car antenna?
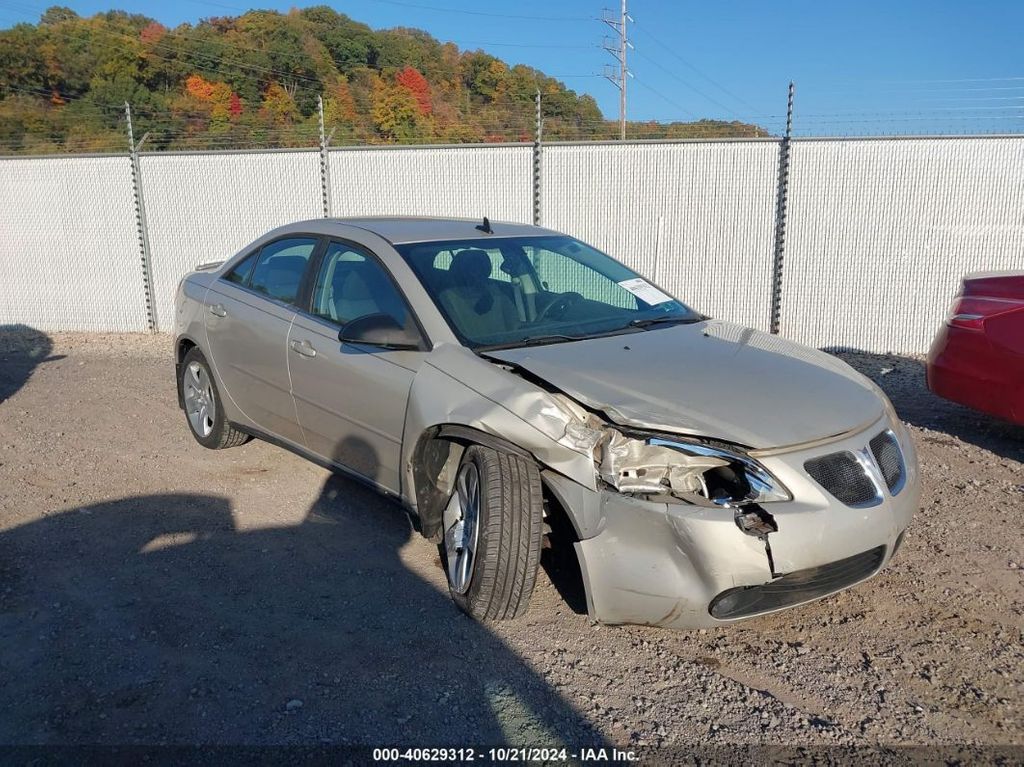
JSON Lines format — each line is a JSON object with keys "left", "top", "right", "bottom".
{"left": 475, "top": 216, "right": 493, "bottom": 234}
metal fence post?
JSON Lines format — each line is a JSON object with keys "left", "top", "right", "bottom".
{"left": 125, "top": 102, "right": 157, "bottom": 333}
{"left": 533, "top": 89, "right": 543, "bottom": 226}
{"left": 317, "top": 95, "right": 333, "bottom": 218}
{"left": 769, "top": 82, "right": 795, "bottom": 335}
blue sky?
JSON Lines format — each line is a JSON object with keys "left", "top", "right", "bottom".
{"left": 2, "top": 0, "right": 1022, "bottom": 135}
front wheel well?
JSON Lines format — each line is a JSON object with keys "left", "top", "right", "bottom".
{"left": 410, "top": 425, "right": 536, "bottom": 541}
{"left": 538, "top": 478, "right": 588, "bottom": 616}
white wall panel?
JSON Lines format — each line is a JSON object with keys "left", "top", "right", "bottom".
{"left": 540, "top": 142, "right": 781, "bottom": 331}
{"left": 783, "top": 138, "right": 1024, "bottom": 352}
{"left": 0, "top": 155, "right": 146, "bottom": 332}
{"left": 3, "top": 139, "right": 1022, "bottom": 348}
{"left": 140, "top": 150, "right": 322, "bottom": 331}
{"left": 328, "top": 145, "right": 531, "bottom": 223}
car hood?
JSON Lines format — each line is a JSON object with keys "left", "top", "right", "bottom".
{"left": 483, "top": 320, "right": 885, "bottom": 449}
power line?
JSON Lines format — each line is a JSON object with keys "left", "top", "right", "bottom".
{"left": 451, "top": 40, "right": 593, "bottom": 49}
{"left": 915, "top": 95, "right": 1024, "bottom": 103}
{"left": 884, "top": 76, "right": 1024, "bottom": 84}
{"left": 360, "top": 0, "right": 592, "bottom": 22}
{"left": 631, "top": 49, "right": 748, "bottom": 122}
{"left": 0, "top": 2, "right": 591, "bottom": 72}
{"left": 631, "top": 78, "right": 696, "bottom": 121}
{"left": 0, "top": 3, "right": 598, "bottom": 101}
{"left": 0, "top": 0, "right": 591, "bottom": 22}
{"left": 630, "top": 21, "right": 764, "bottom": 118}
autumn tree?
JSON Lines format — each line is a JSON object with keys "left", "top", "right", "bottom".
{"left": 395, "top": 66, "right": 431, "bottom": 116}
{"left": 371, "top": 78, "right": 420, "bottom": 141}
{"left": 260, "top": 81, "right": 298, "bottom": 124}
{"left": 0, "top": 4, "right": 762, "bottom": 152}
{"left": 183, "top": 74, "right": 241, "bottom": 129}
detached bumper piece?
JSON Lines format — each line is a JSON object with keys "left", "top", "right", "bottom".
{"left": 709, "top": 545, "right": 886, "bottom": 620}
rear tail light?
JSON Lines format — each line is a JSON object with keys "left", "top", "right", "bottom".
{"left": 948, "top": 310, "right": 985, "bottom": 330}
{"left": 946, "top": 294, "right": 1016, "bottom": 330}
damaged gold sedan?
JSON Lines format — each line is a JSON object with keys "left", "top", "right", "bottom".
{"left": 174, "top": 217, "right": 919, "bottom": 628}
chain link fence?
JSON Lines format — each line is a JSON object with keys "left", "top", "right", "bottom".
{"left": 1, "top": 135, "right": 1022, "bottom": 351}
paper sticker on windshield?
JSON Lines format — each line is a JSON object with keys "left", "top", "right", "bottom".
{"left": 618, "top": 278, "right": 673, "bottom": 305}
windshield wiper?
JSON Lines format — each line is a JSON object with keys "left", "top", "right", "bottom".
{"left": 477, "top": 333, "right": 584, "bottom": 351}
{"left": 628, "top": 315, "right": 703, "bottom": 329}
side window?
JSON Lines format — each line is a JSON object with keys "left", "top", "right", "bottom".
{"left": 223, "top": 251, "right": 258, "bottom": 286}
{"left": 248, "top": 237, "right": 318, "bottom": 305}
{"left": 311, "top": 241, "right": 409, "bottom": 327}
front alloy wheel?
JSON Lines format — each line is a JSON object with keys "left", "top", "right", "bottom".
{"left": 443, "top": 461, "right": 481, "bottom": 594}
{"left": 441, "top": 444, "right": 544, "bottom": 621}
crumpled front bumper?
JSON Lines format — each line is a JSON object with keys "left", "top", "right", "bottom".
{"left": 551, "top": 415, "right": 919, "bottom": 629}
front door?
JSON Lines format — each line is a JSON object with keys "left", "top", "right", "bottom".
{"left": 288, "top": 240, "right": 424, "bottom": 493}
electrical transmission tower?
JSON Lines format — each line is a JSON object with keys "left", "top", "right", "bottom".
{"left": 601, "top": 0, "right": 632, "bottom": 140}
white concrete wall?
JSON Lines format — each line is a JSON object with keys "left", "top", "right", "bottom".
{"left": 1, "top": 138, "right": 1022, "bottom": 352}
{"left": 327, "top": 144, "right": 532, "bottom": 223}
{"left": 782, "top": 137, "right": 1024, "bottom": 352}
{"left": 0, "top": 155, "right": 147, "bottom": 332}
{"left": 139, "top": 150, "right": 322, "bottom": 331}
{"left": 541, "top": 141, "right": 780, "bottom": 332}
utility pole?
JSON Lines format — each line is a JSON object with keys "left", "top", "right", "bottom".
{"left": 601, "top": 0, "right": 631, "bottom": 140}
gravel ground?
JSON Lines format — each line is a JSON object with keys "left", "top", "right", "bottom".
{"left": 0, "top": 328, "right": 1021, "bottom": 752}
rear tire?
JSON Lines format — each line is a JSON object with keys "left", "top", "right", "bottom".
{"left": 441, "top": 444, "right": 543, "bottom": 621}
{"left": 180, "top": 347, "right": 249, "bottom": 450}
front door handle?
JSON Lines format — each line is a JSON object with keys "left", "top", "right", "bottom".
{"left": 289, "top": 339, "right": 317, "bottom": 358}
{"left": 208, "top": 304, "right": 227, "bottom": 318}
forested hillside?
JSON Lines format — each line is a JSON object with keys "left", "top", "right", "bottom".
{"left": 0, "top": 5, "right": 765, "bottom": 153}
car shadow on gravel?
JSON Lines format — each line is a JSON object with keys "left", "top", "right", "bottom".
{"left": 0, "top": 475, "right": 606, "bottom": 747}
{"left": 0, "top": 324, "right": 63, "bottom": 404}
{"left": 831, "top": 349, "right": 1022, "bottom": 463}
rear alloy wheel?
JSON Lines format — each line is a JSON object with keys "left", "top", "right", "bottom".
{"left": 180, "top": 347, "right": 249, "bottom": 450}
{"left": 441, "top": 445, "right": 543, "bottom": 621}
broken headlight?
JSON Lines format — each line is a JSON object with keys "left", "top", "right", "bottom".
{"left": 598, "top": 431, "right": 791, "bottom": 508}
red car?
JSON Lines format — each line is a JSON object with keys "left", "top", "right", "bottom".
{"left": 927, "top": 270, "right": 1024, "bottom": 425}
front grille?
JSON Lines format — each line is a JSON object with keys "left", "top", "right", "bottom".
{"left": 709, "top": 545, "right": 886, "bottom": 620}
{"left": 869, "top": 430, "right": 906, "bottom": 494}
{"left": 804, "top": 451, "right": 880, "bottom": 507}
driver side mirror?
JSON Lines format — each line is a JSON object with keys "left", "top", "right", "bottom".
{"left": 338, "top": 313, "right": 423, "bottom": 351}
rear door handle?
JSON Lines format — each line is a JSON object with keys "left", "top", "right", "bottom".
{"left": 208, "top": 304, "right": 227, "bottom": 317}
{"left": 289, "top": 339, "right": 317, "bottom": 358}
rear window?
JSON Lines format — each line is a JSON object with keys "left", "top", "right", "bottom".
{"left": 248, "top": 238, "right": 318, "bottom": 305}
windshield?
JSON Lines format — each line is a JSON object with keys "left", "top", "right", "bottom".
{"left": 395, "top": 235, "right": 702, "bottom": 350}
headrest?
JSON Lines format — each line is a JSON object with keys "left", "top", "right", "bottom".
{"left": 449, "top": 249, "right": 491, "bottom": 285}
{"left": 499, "top": 246, "right": 531, "bottom": 278}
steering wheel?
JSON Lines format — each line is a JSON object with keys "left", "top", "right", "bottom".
{"left": 537, "top": 291, "right": 584, "bottom": 321}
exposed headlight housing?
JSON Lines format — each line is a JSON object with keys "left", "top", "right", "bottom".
{"left": 598, "top": 431, "right": 791, "bottom": 508}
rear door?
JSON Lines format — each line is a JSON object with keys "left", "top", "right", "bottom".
{"left": 205, "top": 236, "right": 320, "bottom": 444}
{"left": 288, "top": 239, "right": 427, "bottom": 493}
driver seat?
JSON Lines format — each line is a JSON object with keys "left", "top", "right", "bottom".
{"left": 437, "top": 250, "right": 519, "bottom": 338}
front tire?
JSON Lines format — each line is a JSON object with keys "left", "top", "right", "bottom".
{"left": 442, "top": 445, "right": 543, "bottom": 621}
{"left": 180, "top": 347, "right": 249, "bottom": 450}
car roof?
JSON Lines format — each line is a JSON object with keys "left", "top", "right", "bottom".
{"left": 279, "top": 216, "right": 563, "bottom": 245}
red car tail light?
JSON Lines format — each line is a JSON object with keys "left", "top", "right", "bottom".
{"left": 946, "top": 296, "right": 1017, "bottom": 330}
